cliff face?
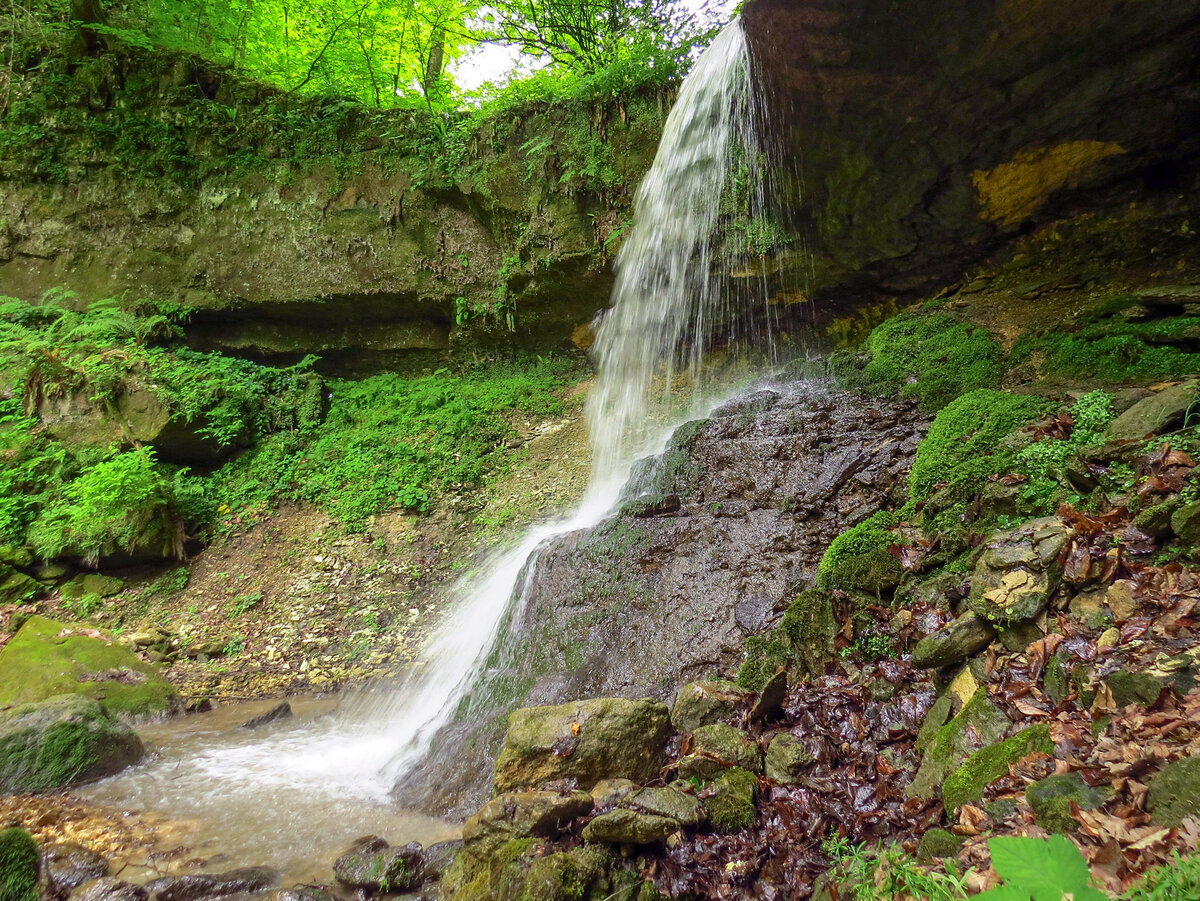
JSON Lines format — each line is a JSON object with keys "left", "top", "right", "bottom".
{"left": 744, "top": 0, "right": 1200, "bottom": 310}
{"left": 0, "top": 43, "right": 665, "bottom": 370}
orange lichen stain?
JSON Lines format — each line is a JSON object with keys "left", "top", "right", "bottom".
{"left": 972, "top": 141, "right": 1126, "bottom": 228}
{"left": 571, "top": 321, "right": 596, "bottom": 351}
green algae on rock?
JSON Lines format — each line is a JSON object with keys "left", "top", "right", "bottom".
{"left": 941, "top": 724, "right": 1054, "bottom": 812}
{"left": 1027, "top": 772, "right": 1114, "bottom": 833}
{"left": 676, "top": 724, "right": 763, "bottom": 783}
{"left": 908, "top": 687, "right": 1010, "bottom": 800}
{"left": 0, "top": 616, "right": 180, "bottom": 719}
{"left": 704, "top": 767, "right": 759, "bottom": 833}
{"left": 1147, "top": 756, "right": 1200, "bottom": 827}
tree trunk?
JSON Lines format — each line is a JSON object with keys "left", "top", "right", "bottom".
{"left": 69, "top": 0, "right": 107, "bottom": 57}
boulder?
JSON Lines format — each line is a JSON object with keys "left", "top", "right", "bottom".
{"left": 916, "top": 828, "right": 963, "bottom": 862}
{"left": 1027, "top": 772, "right": 1113, "bottom": 833}
{"left": 332, "top": 836, "right": 422, "bottom": 892}
{"left": 143, "top": 868, "right": 279, "bottom": 901}
{"left": 590, "top": 778, "right": 638, "bottom": 810}
{"left": 0, "top": 695, "right": 143, "bottom": 793}
{"left": 623, "top": 786, "right": 705, "bottom": 827}
{"left": 1105, "top": 381, "right": 1199, "bottom": 442}
{"left": 418, "top": 840, "right": 462, "bottom": 885}
{"left": 492, "top": 698, "right": 670, "bottom": 794}
{"left": 704, "top": 767, "right": 759, "bottom": 833}
{"left": 1147, "top": 756, "right": 1200, "bottom": 826}
{"left": 1104, "top": 669, "right": 1167, "bottom": 708}
{"left": 42, "top": 843, "right": 109, "bottom": 898}
{"left": 968, "top": 518, "right": 1070, "bottom": 625}
{"left": 581, "top": 809, "right": 679, "bottom": 845}
{"left": 676, "top": 723, "right": 763, "bottom": 783}
{"left": 764, "top": 733, "right": 815, "bottom": 784}
{"left": 0, "top": 828, "right": 39, "bottom": 901}
{"left": 521, "top": 848, "right": 609, "bottom": 899}
{"left": 1172, "top": 501, "right": 1200, "bottom": 547}
{"left": 941, "top": 725, "right": 1054, "bottom": 812}
{"left": 71, "top": 878, "right": 148, "bottom": 901}
{"left": 0, "top": 567, "right": 41, "bottom": 606}
{"left": 0, "top": 616, "right": 180, "bottom": 719}
{"left": 264, "top": 889, "right": 336, "bottom": 901}
{"left": 462, "top": 790, "right": 593, "bottom": 859}
{"left": 911, "top": 613, "right": 995, "bottom": 669}
{"left": 670, "top": 681, "right": 754, "bottom": 733}
{"left": 240, "top": 702, "right": 293, "bottom": 730}
{"left": 907, "top": 688, "right": 1010, "bottom": 800}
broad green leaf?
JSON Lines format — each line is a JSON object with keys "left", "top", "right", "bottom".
{"left": 989, "top": 836, "right": 1095, "bottom": 901}
{"left": 975, "top": 887, "right": 1031, "bottom": 901}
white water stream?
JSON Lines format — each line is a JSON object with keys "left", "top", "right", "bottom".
{"left": 84, "top": 17, "right": 769, "bottom": 877}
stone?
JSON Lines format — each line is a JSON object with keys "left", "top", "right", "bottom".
{"left": 34, "top": 562, "right": 70, "bottom": 583}
{"left": 946, "top": 666, "right": 980, "bottom": 709}
{"left": 670, "top": 681, "right": 753, "bottom": 734}
{"left": 624, "top": 786, "right": 704, "bottom": 827}
{"left": 0, "top": 546, "right": 33, "bottom": 568}
{"left": 1105, "top": 669, "right": 1167, "bottom": 708}
{"left": 0, "top": 568, "right": 41, "bottom": 606}
{"left": 581, "top": 809, "right": 678, "bottom": 845}
{"left": 1097, "top": 628, "right": 1120, "bottom": 649}
{"left": 1147, "top": 756, "right": 1200, "bottom": 827}
{"left": 1027, "top": 772, "right": 1113, "bottom": 833}
{"left": 0, "top": 695, "right": 143, "bottom": 793}
{"left": 997, "top": 621, "right": 1044, "bottom": 654}
{"left": 749, "top": 669, "right": 788, "bottom": 724}
{"left": 913, "top": 695, "right": 954, "bottom": 757}
{"left": 1172, "top": 501, "right": 1200, "bottom": 546}
{"left": 907, "top": 688, "right": 1010, "bottom": 800}
{"left": 1044, "top": 655, "right": 1071, "bottom": 706}
{"left": 418, "top": 840, "right": 462, "bottom": 884}
{"left": 1134, "top": 500, "right": 1181, "bottom": 539}
{"left": 915, "top": 828, "right": 964, "bottom": 862}
{"left": 590, "top": 778, "right": 638, "bottom": 810}
{"left": 240, "top": 702, "right": 293, "bottom": 729}
{"left": 521, "top": 848, "right": 609, "bottom": 900}
{"left": 265, "top": 889, "right": 337, "bottom": 901}
{"left": 968, "top": 518, "right": 1070, "bottom": 625}
{"left": 332, "top": 836, "right": 423, "bottom": 892}
{"left": 42, "top": 843, "right": 109, "bottom": 898}
{"left": 144, "top": 868, "right": 279, "bottom": 901}
{"left": 676, "top": 724, "right": 762, "bottom": 783}
{"left": 71, "top": 878, "right": 148, "bottom": 901}
{"left": 80, "top": 575, "right": 124, "bottom": 598}
{"left": 462, "top": 790, "right": 593, "bottom": 858}
{"left": 0, "top": 828, "right": 39, "bottom": 901}
{"left": 493, "top": 698, "right": 671, "bottom": 794}
{"left": 911, "top": 613, "right": 995, "bottom": 669}
{"left": 704, "top": 767, "right": 759, "bottom": 833}
{"left": 941, "top": 725, "right": 1055, "bottom": 811}
{"left": 1106, "top": 381, "right": 1199, "bottom": 442}
{"left": 1104, "top": 580, "right": 1139, "bottom": 622}
{"left": 764, "top": 733, "right": 814, "bottom": 784}
{"left": 0, "top": 616, "right": 180, "bottom": 719}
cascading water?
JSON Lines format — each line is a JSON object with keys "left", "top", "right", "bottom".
{"left": 83, "top": 16, "right": 771, "bottom": 875}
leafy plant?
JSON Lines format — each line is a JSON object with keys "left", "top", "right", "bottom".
{"left": 977, "top": 835, "right": 1107, "bottom": 901}
{"left": 1124, "top": 850, "right": 1200, "bottom": 901}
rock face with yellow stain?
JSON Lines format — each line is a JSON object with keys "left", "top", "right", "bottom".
{"left": 967, "top": 517, "right": 1073, "bottom": 624}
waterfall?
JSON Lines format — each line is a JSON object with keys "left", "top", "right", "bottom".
{"left": 83, "top": 16, "right": 770, "bottom": 868}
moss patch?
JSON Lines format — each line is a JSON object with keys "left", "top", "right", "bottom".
{"left": 705, "top": 767, "right": 759, "bottom": 833}
{"left": 942, "top": 724, "right": 1054, "bottom": 811}
{"left": 816, "top": 512, "right": 901, "bottom": 593}
{"left": 0, "top": 828, "right": 38, "bottom": 901}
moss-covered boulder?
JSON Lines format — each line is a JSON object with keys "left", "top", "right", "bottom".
{"left": 462, "top": 790, "right": 593, "bottom": 859}
{"left": 581, "top": 809, "right": 679, "bottom": 845}
{"left": 332, "top": 836, "right": 422, "bottom": 892}
{"left": 916, "top": 828, "right": 963, "bottom": 862}
{"left": 941, "top": 724, "right": 1055, "bottom": 812}
{"left": 623, "top": 786, "right": 705, "bottom": 827}
{"left": 0, "top": 567, "right": 41, "bottom": 606}
{"left": 676, "top": 724, "right": 762, "bottom": 783}
{"left": 911, "top": 613, "right": 996, "bottom": 670}
{"left": 1105, "top": 380, "right": 1199, "bottom": 442}
{"left": 704, "top": 767, "right": 759, "bottom": 833}
{"left": 764, "top": 733, "right": 814, "bottom": 784}
{"left": 0, "top": 828, "right": 39, "bottom": 901}
{"left": 670, "top": 681, "right": 754, "bottom": 734}
{"left": 914, "top": 695, "right": 954, "bottom": 756}
{"left": 1147, "top": 756, "right": 1200, "bottom": 826}
{"left": 143, "top": 867, "right": 279, "bottom": 901}
{"left": 907, "top": 687, "right": 1010, "bottom": 800}
{"left": 1027, "top": 772, "right": 1113, "bottom": 833}
{"left": 816, "top": 513, "right": 903, "bottom": 594}
{"left": 0, "top": 694, "right": 143, "bottom": 793}
{"left": 778, "top": 589, "right": 839, "bottom": 676}
{"left": 968, "top": 518, "right": 1071, "bottom": 624}
{"left": 1172, "top": 501, "right": 1200, "bottom": 547}
{"left": 522, "top": 847, "right": 609, "bottom": 900}
{"left": 493, "top": 699, "right": 670, "bottom": 794}
{"left": 0, "top": 616, "right": 180, "bottom": 719}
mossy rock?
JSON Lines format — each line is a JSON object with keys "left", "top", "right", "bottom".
{"left": 0, "top": 694, "right": 144, "bottom": 793}
{"left": 735, "top": 634, "right": 790, "bottom": 692}
{"left": 1172, "top": 501, "right": 1200, "bottom": 547}
{"left": 1105, "top": 380, "right": 1199, "bottom": 442}
{"left": 914, "top": 694, "right": 954, "bottom": 757}
{"left": 916, "top": 828, "right": 963, "bottom": 862}
{"left": 522, "top": 847, "right": 607, "bottom": 900}
{"left": 908, "top": 688, "right": 1010, "bottom": 800}
{"left": 623, "top": 786, "right": 704, "bottom": 827}
{"left": 0, "top": 616, "right": 180, "bottom": 719}
{"left": 670, "top": 681, "right": 753, "bottom": 734}
{"left": 1027, "top": 772, "right": 1113, "bottom": 833}
{"left": 0, "top": 828, "right": 38, "bottom": 901}
{"left": 462, "top": 790, "right": 593, "bottom": 860}
{"left": 704, "top": 767, "right": 758, "bottom": 833}
{"left": 332, "top": 836, "right": 422, "bottom": 892}
{"left": 778, "top": 589, "right": 838, "bottom": 676}
{"left": 1104, "top": 669, "right": 1168, "bottom": 708}
{"left": 941, "top": 724, "right": 1054, "bottom": 811}
{"left": 816, "top": 512, "right": 902, "bottom": 593}
{"left": 1147, "top": 756, "right": 1200, "bottom": 827}
{"left": 0, "top": 567, "right": 42, "bottom": 606}
{"left": 676, "top": 724, "right": 762, "bottom": 783}
{"left": 581, "top": 809, "right": 678, "bottom": 845}
{"left": 967, "top": 518, "right": 1070, "bottom": 625}
{"left": 911, "top": 613, "right": 996, "bottom": 670}
{"left": 764, "top": 733, "right": 814, "bottom": 784}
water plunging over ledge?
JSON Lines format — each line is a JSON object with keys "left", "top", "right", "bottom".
{"left": 83, "top": 16, "right": 772, "bottom": 875}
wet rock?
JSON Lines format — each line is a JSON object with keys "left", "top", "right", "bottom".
{"left": 240, "top": 702, "right": 293, "bottom": 729}
{"left": 462, "top": 790, "right": 593, "bottom": 858}
{"left": 749, "top": 669, "right": 788, "bottom": 724}
{"left": 0, "top": 616, "right": 180, "bottom": 718}
{"left": 417, "top": 840, "right": 462, "bottom": 884}
{"left": 907, "top": 688, "right": 1009, "bottom": 800}
{"left": 1044, "top": 655, "right": 1071, "bottom": 706}
{"left": 0, "top": 567, "right": 41, "bottom": 606}
{"left": 968, "top": 518, "right": 1070, "bottom": 625}
{"left": 589, "top": 778, "right": 638, "bottom": 810}
{"left": 492, "top": 698, "right": 670, "bottom": 794}
{"left": 704, "top": 767, "right": 759, "bottom": 833}
{"left": 0, "top": 828, "right": 39, "bottom": 901}
{"left": 916, "top": 828, "right": 964, "bottom": 862}
{"left": 1104, "top": 669, "right": 1167, "bottom": 708}
{"left": 1134, "top": 500, "right": 1181, "bottom": 538}
{"left": 71, "top": 878, "right": 148, "bottom": 901}
{"left": 913, "top": 695, "right": 954, "bottom": 757}
{"left": 520, "top": 848, "right": 609, "bottom": 899}
{"left": 670, "top": 681, "right": 753, "bottom": 734}
{"left": 941, "top": 725, "right": 1054, "bottom": 812}
{"left": 265, "top": 888, "right": 337, "bottom": 901}
{"left": 1106, "top": 381, "right": 1199, "bottom": 442}
{"left": 997, "top": 621, "right": 1044, "bottom": 654}
{"left": 582, "top": 809, "right": 678, "bottom": 845}
{"left": 676, "top": 724, "right": 762, "bottom": 783}
{"left": 620, "top": 493, "right": 681, "bottom": 518}
{"left": 911, "top": 613, "right": 995, "bottom": 669}
{"left": 333, "top": 836, "right": 422, "bottom": 892}
{"left": 623, "top": 786, "right": 704, "bottom": 827}
{"left": 145, "top": 867, "right": 280, "bottom": 901}
{"left": 764, "top": 733, "right": 814, "bottom": 784}
{"left": 1172, "top": 501, "right": 1200, "bottom": 546}
{"left": 1027, "top": 772, "right": 1113, "bottom": 833}
{"left": 0, "top": 695, "right": 143, "bottom": 792}
{"left": 1148, "top": 756, "right": 1200, "bottom": 826}
{"left": 42, "top": 843, "right": 109, "bottom": 898}
{"left": 734, "top": 594, "right": 774, "bottom": 634}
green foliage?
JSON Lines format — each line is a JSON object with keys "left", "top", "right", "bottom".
{"left": 1124, "top": 851, "right": 1200, "bottom": 901}
{"left": 817, "top": 511, "right": 898, "bottom": 592}
{"left": 978, "top": 835, "right": 1108, "bottom": 901}
{"left": 846, "top": 314, "right": 1007, "bottom": 411}
{"left": 828, "top": 841, "right": 972, "bottom": 901}
{"left": 1012, "top": 390, "right": 1115, "bottom": 513}
{"left": 0, "top": 828, "right": 39, "bottom": 901}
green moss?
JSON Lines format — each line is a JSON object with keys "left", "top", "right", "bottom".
{"left": 778, "top": 588, "right": 838, "bottom": 674}
{"left": 817, "top": 511, "right": 902, "bottom": 592}
{"left": 915, "top": 828, "right": 964, "bottom": 862}
{"left": 735, "top": 633, "right": 790, "bottom": 691}
{"left": 520, "top": 847, "right": 607, "bottom": 901}
{"left": 706, "top": 767, "right": 759, "bottom": 833}
{"left": 844, "top": 313, "right": 1006, "bottom": 411}
{"left": 1026, "top": 772, "right": 1113, "bottom": 833}
{"left": 941, "top": 724, "right": 1054, "bottom": 811}
{"left": 0, "top": 828, "right": 38, "bottom": 901}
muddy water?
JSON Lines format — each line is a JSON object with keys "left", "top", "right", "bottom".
{"left": 80, "top": 697, "right": 458, "bottom": 886}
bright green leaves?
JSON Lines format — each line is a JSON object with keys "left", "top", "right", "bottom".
{"left": 979, "top": 836, "right": 1109, "bottom": 901}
